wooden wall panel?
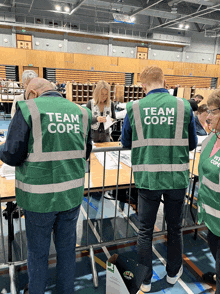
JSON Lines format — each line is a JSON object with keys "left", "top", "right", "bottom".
{"left": 56, "top": 69, "right": 125, "bottom": 84}
{"left": 164, "top": 76, "right": 211, "bottom": 88}
{"left": 183, "top": 88, "right": 191, "bottom": 100}
{"left": 0, "top": 47, "right": 220, "bottom": 84}
{"left": 0, "top": 65, "right": 6, "bottom": 79}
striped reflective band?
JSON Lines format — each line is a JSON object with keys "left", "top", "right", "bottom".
{"left": 25, "top": 99, "right": 87, "bottom": 162}
{"left": 132, "top": 97, "right": 188, "bottom": 148}
{"left": 201, "top": 133, "right": 214, "bottom": 154}
{"left": 132, "top": 138, "right": 189, "bottom": 148}
{"left": 26, "top": 99, "right": 43, "bottom": 156}
{"left": 15, "top": 177, "right": 85, "bottom": 194}
{"left": 27, "top": 150, "right": 86, "bottom": 162}
{"left": 132, "top": 163, "right": 189, "bottom": 172}
{"left": 199, "top": 202, "right": 220, "bottom": 218}
{"left": 202, "top": 175, "right": 220, "bottom": 193}
{"left": 76, "top": 104, "right": 89, "bottom": 139}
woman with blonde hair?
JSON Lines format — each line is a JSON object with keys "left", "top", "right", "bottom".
{"left": 86, "top": 80, "right": 116, "bottom": 142}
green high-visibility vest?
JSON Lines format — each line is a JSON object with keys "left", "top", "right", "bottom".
{"left": 15, "top": 95, "right": 92, "bottom": 213}
{"left": 198, "top": 132, "right": 220, "bottom": 237}
{"left": 126, "top": 92, "right": 191, "bottom": 190}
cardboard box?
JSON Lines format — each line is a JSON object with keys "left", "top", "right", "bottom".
{"left": 106, "top": 254, "right": 148, "bottom": 294}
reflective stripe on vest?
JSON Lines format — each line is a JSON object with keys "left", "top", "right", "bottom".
{"left": 201, "top": 133, "right": 215, "bottom": 154}
{"left": 25, "top": 99, "right": 88, "bottom": 162}
{"left": 15, "top": 177, "right": 85, "bottom": 194}
{"left": 198, "top": 202, "right": 220, "bottom": 219}
{"left": 202, "top": 174, "right": 220, "bottom": 193}
{"left": 132, "top": 163, "right": 189, "bottom": 172}
{"left": 132, "top": 97, "right": 188, "bottom": 148}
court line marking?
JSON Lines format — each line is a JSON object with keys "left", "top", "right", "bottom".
{"left": 112, "top": 199, "right": 204, "bottom": 294}
{"left": 80, "top": 205, "right": 111, "bottom": 259}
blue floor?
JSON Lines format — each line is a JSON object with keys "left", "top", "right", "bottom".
{"left": 0, "top": 194, "right": 216, "bottom": 294}
{"left": 0, "top": 118, "right": 11, "bottom": 135}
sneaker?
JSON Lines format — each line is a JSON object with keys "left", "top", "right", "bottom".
{"left": 166, "top": 265, "right": 183, "bottom": 284}
{"left": 202, "top": 272, "right": 216, "bottom": 284}
{"left": 139, "top": 283, "right": 151, "bottom": 292}
{"left": 23, "top": 284, "right": 29, "bottom": 294}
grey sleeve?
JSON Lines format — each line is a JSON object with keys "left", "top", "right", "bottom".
{"left": 86, "top": 100, "right": 98, "bottom": 124}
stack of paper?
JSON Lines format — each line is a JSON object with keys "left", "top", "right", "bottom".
{"left": 110, "top": 150, "right": 132, "bottom": 167}
{"left": 0, "top": 163, "right": 15, "bottom": 180}
{"left": 94, "top": 152, "right": 122, "bottom": 170}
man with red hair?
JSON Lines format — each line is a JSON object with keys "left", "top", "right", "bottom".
{"left": 121, "top": 66, "right": 197, "bottom": 292}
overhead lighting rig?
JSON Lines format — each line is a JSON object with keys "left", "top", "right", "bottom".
{"left": 113, "top": 13, "right": 135, "bottom": 24}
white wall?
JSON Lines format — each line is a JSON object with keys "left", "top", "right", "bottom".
{"left": 0, "top": 28, "right": 219, "bottom": 65}
{"left": 33, "top": 31, "right": 64, "bottom": 52}
{"left": 0, "top": 29, "right": 12, "bottom": 48}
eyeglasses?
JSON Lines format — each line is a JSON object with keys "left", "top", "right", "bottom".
{"left": 207, "top": 107, "right": 220, "bottom": 115}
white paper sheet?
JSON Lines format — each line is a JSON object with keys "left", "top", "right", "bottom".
{"left": 104, "top": 115, "right": 114, "bottom": 130}
{"left": 94, "top": 152, "right": 122, "bottom": 170}
{"left": 0, "top": 163, "right": 15, "bottom": 179}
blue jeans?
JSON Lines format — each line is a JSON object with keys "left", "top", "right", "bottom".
{"left": 24, "top": 205, "right": 81, "bottom": 294}
{"left": 137, "top": 188, "right": 186, "bottom": 284}
{"left": 207, "top": 229, "right": 220, "bottom": 294}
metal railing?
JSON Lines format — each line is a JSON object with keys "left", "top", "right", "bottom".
{"left": 0, "top": 146, "right": 204, "bottom": 293}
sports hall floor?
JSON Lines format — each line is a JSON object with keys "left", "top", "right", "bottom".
{"left": 0, "top": 119, "right": 217, "bottom": 294}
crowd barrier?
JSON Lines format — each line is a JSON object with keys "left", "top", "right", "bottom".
{"left": 0, "top": 145, "right": 205, "bottom": 293}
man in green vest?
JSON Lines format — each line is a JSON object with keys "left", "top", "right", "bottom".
{"left": 0, "top": 77, "right": 92, "bottom": 294}
{"left": 121, "top": 66, "right": 197, "bottom": 292}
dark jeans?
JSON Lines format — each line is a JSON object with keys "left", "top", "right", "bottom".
{"left": 137, "top": 188, "right": 186, "bottom": 284}
{"left": 207, "top": 229, "right": 220, "bottom": 294}
{"left": 24, "top": 205, "right": 81, "bottom": 294}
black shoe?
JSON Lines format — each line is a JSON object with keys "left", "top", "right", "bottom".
{"left": 24, "top": 283, "right": 29, "bottom": 294}
{"left": 202, "top": 272, "right": 216, "bottom": 284}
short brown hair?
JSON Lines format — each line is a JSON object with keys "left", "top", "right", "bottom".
{"left": 207, "top": 89, "right": 220, "bottom": 108}
{"left": 93, "top": 80, "right": 110, "bottom": 106}
{"left": 197, "top": 104, "right": 208, "bottom": 114}
{"left": 194, "top": 94, "right": 204, "bottom": 100}
{"left": 140, "top": 66, "right": 164, "bottom": 86}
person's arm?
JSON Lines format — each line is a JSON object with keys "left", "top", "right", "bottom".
{"left": 86, "top": 100, "right": 100, "bottom": 124}
{"left": 188, "top": 108, "right": 198, "bottom": 151}
{"left": 121, "top": 114, "right": 132, "bottom": 148}
{"left": 0, "top": 109, "right": 30, "bottom": 166}
{"left": 11, "top": 97, "right": 17, "bottom": 119}
{"left": 111, "top": 101, "right": 116, "bottom": 119}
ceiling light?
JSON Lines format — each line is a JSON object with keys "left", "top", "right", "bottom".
{"left": 179, "top": 23, "right": 184, "bottom": 29}
{"left": 55, "top": 5, "right": 61, "bottom": 11}
{"left": 64, "top": 6, "right": 70, "bottom": 12}
{"left": 185, "top": 24, "right": 190, "bottom": 29}
{"left": 113, "top": 13, "right": 135, "bottom": 24}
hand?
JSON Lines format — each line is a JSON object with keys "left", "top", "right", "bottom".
{"left": 97, "top": 116, "right": 107, "bottom": 123}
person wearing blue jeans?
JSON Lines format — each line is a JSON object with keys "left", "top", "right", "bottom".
{"left": 0, "top": 78, "right": 92, "bottom": 294}
{"left": 138, "top": 189, "right": 186, "bottom": 285}
{"left": 24, "top": 205, "right": 80, "bottom": 294}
